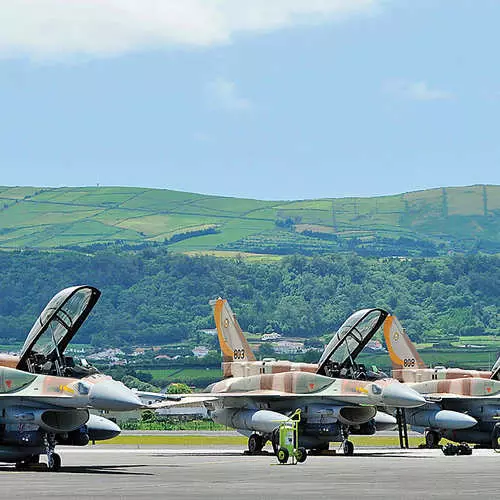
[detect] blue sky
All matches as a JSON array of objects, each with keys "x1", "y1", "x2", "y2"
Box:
[{"x1": 1, "y1": 0, "x2": 499, "y2": 200}]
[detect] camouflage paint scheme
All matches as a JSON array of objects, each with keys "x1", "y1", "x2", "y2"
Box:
[
  {"x1": 212, "y1": 298, "x2": 318, "y2": 378},
  {"x1": 0, "y1": 285, "x2": 143, "y2": 469},
  {"x1": 161, "y1": 302, "x2": 426, "y2": 453},
  {"x1": 384, "y1": 315, "x2": 491, "y2": 383},
  {"x1": 384, "y1": 315, "x2": 500, "y2": 447}
]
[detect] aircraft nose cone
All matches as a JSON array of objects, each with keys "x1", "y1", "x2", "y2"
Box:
[
  {"x1": 89, "y1": 381, "x2": 143, "y2": 411},
  {"x1": 382, "y1": 383, "x2": 426, "y2": 408},
  {"x1": 86, "y1": 414, "x2": 121, "y2": 441}
]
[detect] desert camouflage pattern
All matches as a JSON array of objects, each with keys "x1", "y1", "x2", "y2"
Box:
[
  {"x1": 221, "y1": 360, "x2": 318, "y2": 378},
  {"x1": 409, "y1": 377, "x2": 500, "y2": 398},
  {"x1": 0, "y1": 365, "x2": 131, "y2": 408},
  {"x1": 0, "y1": 354, "x2": 19, "y2": 369},
  {"x1": 384, "y1": 315, "x2": 491, "y2": 382},
  {"x1": 209, "y1": 370, "x2": 409, "y2": 407}
]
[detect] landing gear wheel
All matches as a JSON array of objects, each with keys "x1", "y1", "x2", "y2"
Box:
[
  {"x1": 295, "y1": 447, "x2": 307, "y2": 463},
  {"x1": 15, "y1": 462, "x2": 28, "y2": 470},
  {"x1": 343, "y1": 440, "x2": 354, "y2": 456},
  {"x1": 425, "y1": 430, "x2": 441, "y2": 448},
  {"x1": 491, "y1": 424, "x2": 500, "y2": 450},
  {"x1": 47, "y1": 453, "x2": 61, "y2": 472},
  {"x1": 248, "y1": 434, "x2": 263, "y2": 454},
  {"x1": 277, "y1": 447, "x2": 289, "y2": 464},
  {"x1": 271, "y1": 429, "x2": 280, "y2": 455}
]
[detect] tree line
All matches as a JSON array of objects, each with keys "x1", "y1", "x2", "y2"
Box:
[{"x1": 0, "y1": 249, "x2": 499, "y2": 347}]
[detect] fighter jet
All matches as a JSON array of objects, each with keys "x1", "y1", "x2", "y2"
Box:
[
  {"x1": 212, "y1": 298, "x2": 398, "y2": 434},
  {"x1": 384, "y1": 316, "x2": 500, "y2": 449},
  {"x1": 159, "y1": 307, "x2": 426, "y2": 456},
  {"x1": 0, "y1": 285, "x2": 143, "y2": 470}
]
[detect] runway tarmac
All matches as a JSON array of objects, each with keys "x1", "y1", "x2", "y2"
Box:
[{"x1": 1, "y1": 445, "x2": 498, "y2": 499}]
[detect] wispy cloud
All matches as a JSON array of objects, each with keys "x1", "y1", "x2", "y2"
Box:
[
  {"x1": 206, "y1": 78, "x2": 252, "y2": 112},
  {"x1": 385, "y1": 80, "x2": 453, "y2": 101},
  {"x1": 0, "y1": 0, "x2": 380, "y2": 60}
]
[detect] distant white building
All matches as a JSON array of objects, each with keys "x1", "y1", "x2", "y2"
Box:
[
  {"x1": 261, "y1": 332, "x2": 282, "y2": 341},
  {"x1": 87, "y1": 348, "x2": 124, "y2": 362},
  {"x1": 274, "y1": 341, "x2": 305, "y2": 354},
  {"x1": 192, "y1": 346, "x2": 209, "y2": 358}
]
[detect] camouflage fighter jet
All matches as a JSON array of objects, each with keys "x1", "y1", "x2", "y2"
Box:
[
  {"x1": 0, "y1": 364, "x2": 142, "y2": 470},
  {"x1": 0, "y1": 285, "x2": 143, "y2": 470},
  {"x1": 159, "y1": 307, "x2": 426, "y2": 456},
  {"x1": 212, "y1": 298, "x2": 398, "y2": 435},
  {"x1": 384, "y1": 316, "x2": 500, "y2": 449}
]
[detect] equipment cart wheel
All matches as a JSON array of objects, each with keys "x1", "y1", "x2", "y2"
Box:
[
  {"x1": 343, "y1": 440, "x2": 354, "y2": 456},
  {"x1": 277, "y1": 447, "x2": 289, "y2": 464},
  {"x1": 295, "y1": 447, "x2": 307, "y2": 463}
]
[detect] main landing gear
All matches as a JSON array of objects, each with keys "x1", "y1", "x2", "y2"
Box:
[
  {"x1": 425, "y1": 430, "x2": 442, "y2": 449},
  {"x1": 341, "y1": 426, "x2": 354, "y2": 456},
  {"x1": 44, "y1": 433, "x2": 62, "y2": 471},
  {"x1": 248, "y1": 433, "x2": 265, "y2": 454},
  {"x1": 14, "y1": 433, "x2": 62, "y2": 472}
]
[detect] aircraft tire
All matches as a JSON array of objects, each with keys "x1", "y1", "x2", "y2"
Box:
[
  {"x1": 248, "y1": 434, "x2": 263, "y2": 454},
  {"x1": 343, "y1": 440, "x2": 354, "y2": 456},
  {"x1": 491, "y1": 424, "x2": 500, "y2": 450},
  {"x1": 425, "y1": 430, "x2": 441, "y2": 448},
  {"x1": 271, "y1": 429, "x2": 280, "y2": 455},
  {"x1": 295, "y1": 447, "x2": 307, "y2": 463},
  {"x1": 277, "y1": 447, "x2": 289, "y2": 464},
  {"x1": 48, "y1": 453, "x2": 61, "y2": 472}
]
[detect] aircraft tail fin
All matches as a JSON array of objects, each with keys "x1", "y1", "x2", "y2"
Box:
[
  {"x1": 211, "y1": 298, "x2": 256, "y2": 363},
  {"x1": 383, "y1": 315, "x2": 426, "y2": 370}
]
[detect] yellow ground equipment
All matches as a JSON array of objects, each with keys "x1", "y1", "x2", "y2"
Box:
[{"x1": 276, "y1": 409, "x2": 307, "y2": 464}]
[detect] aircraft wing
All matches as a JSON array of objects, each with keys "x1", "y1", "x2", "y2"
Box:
[{"x1": 132, "y1": 390, "x2": 183, "y2": 406}]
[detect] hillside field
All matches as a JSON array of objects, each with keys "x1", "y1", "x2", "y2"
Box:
[{"x1": 2, "y1": 184, "x2": 500, "y2": 255}]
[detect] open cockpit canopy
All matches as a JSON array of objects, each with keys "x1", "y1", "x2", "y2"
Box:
[
  {"x1": 316, "y1": 308, "x2": 388, "y2": 379},
  {"x1": 491, "y1": 356, "x2": 500, "y2": 381},
  {"x1": 17, "y1": 285, "x2": 100, "y2": 375}
]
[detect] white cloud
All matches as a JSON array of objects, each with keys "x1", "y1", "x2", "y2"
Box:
[
  {"x1": 206, "y1": 78, "x2": 252, "y2": 112},
  {"x1": 385, "y1": 80, "x2": 453, "y2": 101},
  {"x1": 0, "y1": 0, "x2": 379, "y2": 59}
]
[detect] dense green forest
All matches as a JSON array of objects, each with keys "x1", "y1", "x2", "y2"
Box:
[{"x1": 0, "y1": 249, "x2": 499, "y2": 347}]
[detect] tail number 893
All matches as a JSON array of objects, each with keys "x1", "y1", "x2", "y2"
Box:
[{"x1": 233, "y1": 349, "x2": 245, "y2": 360}]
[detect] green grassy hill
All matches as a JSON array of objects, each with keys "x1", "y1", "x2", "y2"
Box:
[{"x1": 1, "y1": 184, "x2": 500, "y2": 255}]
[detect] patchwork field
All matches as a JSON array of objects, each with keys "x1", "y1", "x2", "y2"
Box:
[{"x1": 1, "y1": 184, "x2": 500, "y2": 254}]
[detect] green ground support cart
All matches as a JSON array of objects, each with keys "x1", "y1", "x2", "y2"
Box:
[{"x1": 276, "y1": 409, "x2": 307, "y2": 465}]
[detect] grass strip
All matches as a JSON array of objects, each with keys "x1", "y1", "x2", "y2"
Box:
[{"x1": 97, "y1": 434, "x2": 428, "y2": 447}]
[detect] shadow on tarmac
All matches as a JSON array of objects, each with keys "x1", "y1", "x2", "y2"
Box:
[{"x1": 1, "y1": 464, "x2": 154, "y2": 475}]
